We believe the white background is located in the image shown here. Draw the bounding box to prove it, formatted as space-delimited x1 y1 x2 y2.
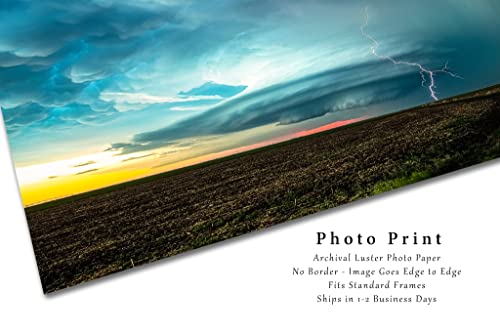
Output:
0 117 499 332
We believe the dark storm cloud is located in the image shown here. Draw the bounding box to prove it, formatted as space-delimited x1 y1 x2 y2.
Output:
0 0 182 59
0 0 187 135
72 161 97 168
121 154 155 163
2 101 118 136
2 0 500 165
105 141 173 155
0 0 265 139
75 168 100 175
124 59 419 149
0 48 87 108
2 103 50 127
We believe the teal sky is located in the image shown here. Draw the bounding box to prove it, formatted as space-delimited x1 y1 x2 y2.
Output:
1 0 500 168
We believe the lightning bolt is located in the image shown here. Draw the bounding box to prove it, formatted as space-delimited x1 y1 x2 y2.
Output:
360 7 462 101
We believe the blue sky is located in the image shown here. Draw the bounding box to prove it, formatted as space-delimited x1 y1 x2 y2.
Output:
1 0 500 171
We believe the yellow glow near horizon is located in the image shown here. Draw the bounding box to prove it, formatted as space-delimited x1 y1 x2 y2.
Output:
20 150 235 207
19 142 277 207
17 150 161 206
19 146 256 207
21 168 151 206
16 151 119 185
18 117 367 207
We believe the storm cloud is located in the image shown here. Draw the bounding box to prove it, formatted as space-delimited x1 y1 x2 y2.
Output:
1 0 499 164
132 60 419 146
